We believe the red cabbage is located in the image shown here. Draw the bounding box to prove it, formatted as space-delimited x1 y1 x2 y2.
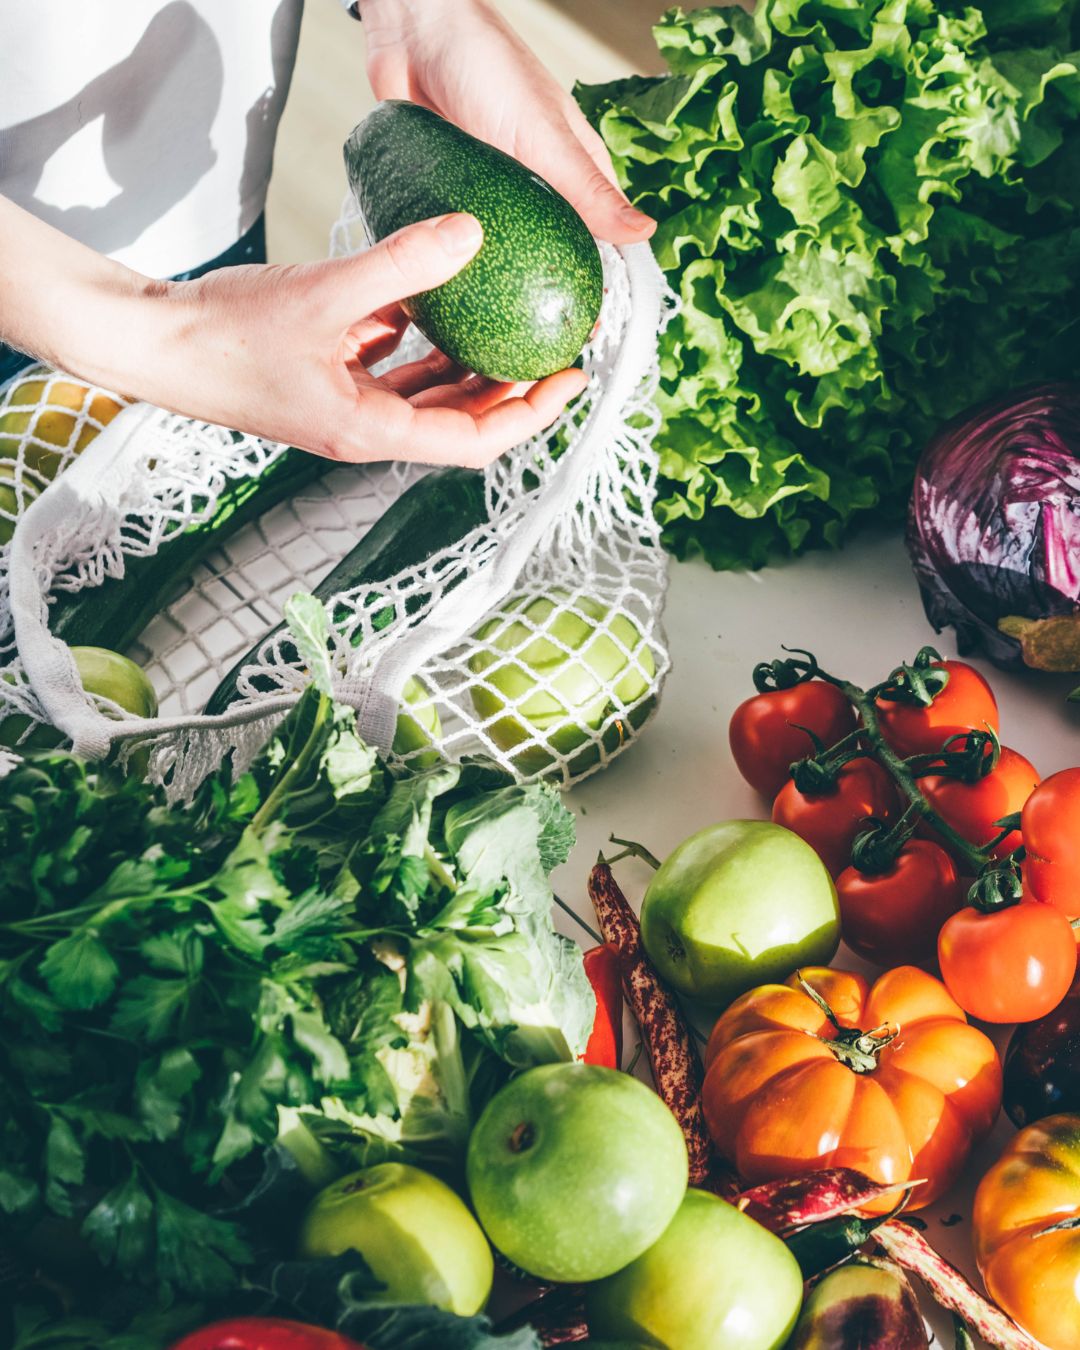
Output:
907 384 1080 672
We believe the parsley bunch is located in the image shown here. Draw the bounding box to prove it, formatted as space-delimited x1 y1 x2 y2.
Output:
0 598 590 1328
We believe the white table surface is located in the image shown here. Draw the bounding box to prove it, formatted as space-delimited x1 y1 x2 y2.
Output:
552 525 1080 1348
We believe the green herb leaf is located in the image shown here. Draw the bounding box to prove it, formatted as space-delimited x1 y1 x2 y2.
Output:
38 930 119 1010
81 1172 155 1277
284 591 334 695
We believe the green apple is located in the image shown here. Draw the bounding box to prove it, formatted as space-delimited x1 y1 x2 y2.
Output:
468 590 655 777
640 820 839 1007
392 675 442 766
298 1162 493 1315
466 1062 688 1283
586 1188 803 1350
0 646 157 763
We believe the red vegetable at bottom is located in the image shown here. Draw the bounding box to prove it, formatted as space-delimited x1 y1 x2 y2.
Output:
170 1318 368 1350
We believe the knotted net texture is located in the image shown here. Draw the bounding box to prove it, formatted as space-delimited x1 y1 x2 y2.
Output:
0 200 673 794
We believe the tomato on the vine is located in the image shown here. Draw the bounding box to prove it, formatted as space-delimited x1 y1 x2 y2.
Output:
919 745 1038 860
937 900 1077 1024
1022 768 1080 918
837 838 965 968
772 757 900 877
876 660 998 758
729 680 856 799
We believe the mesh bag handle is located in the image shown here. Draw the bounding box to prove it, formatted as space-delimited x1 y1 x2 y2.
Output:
8 403 298 758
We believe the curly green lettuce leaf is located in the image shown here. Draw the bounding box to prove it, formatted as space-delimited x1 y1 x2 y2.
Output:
577 0 1080 568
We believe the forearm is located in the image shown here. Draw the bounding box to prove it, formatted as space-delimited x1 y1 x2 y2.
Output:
0 195 162 392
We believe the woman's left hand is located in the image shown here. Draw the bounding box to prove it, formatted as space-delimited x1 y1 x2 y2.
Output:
358 0 655 245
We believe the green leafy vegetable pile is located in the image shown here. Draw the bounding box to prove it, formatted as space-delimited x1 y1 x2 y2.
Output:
577 0 1080 568
0 597 591 1345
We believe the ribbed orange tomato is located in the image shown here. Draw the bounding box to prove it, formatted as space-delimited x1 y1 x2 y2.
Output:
702 965 1001 1209
974 1114 1080 1350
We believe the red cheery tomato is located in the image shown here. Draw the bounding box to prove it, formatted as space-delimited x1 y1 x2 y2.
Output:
937 900 1077 1024
772 757 900 877
729 680 856 798
876 660 998 758
836 838 965 967
1022 767 1080 919
170 1319 366 1350
920 746 1039 861
581 943 623 1069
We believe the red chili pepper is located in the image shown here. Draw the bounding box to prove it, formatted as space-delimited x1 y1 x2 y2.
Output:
736 1168 919 1234
170 1318 368 1350
587 860 716 1186
581 943 623 1069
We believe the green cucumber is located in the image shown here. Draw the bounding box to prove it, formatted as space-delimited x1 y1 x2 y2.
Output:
203 466 487 716
48 447 325 653
345 101 603 382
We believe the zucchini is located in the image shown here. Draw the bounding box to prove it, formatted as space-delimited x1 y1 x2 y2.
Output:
203 466 487 716
48 448 324 652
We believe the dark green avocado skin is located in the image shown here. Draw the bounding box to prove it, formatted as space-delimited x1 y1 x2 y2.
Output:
344 100 604 382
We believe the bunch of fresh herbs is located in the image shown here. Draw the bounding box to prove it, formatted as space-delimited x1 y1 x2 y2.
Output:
0 597 591 1346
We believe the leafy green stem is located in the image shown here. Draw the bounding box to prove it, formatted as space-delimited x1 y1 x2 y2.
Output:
249 691 332 836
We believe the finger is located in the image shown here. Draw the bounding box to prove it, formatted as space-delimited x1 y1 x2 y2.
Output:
404 367 588 467
344 213 484 317
562 97 623 190
337 367 586 468
341 308 410 367
376 348 465 397
527 113 655 246
410 375 521 415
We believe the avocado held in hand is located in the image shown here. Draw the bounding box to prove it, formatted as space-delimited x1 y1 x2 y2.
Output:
345 101 604 381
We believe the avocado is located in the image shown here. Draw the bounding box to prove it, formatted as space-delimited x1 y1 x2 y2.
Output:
344 100 603 382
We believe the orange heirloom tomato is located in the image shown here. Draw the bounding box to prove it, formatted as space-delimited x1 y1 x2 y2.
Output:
973 1113 1080 1350
1023 767 1080 918
702 965 1001 1209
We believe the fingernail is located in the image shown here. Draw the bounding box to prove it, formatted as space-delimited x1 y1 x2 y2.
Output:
620 205 653 233
435 213 484 254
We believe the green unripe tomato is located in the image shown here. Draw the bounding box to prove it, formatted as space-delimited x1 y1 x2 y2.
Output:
640 820 840 1007
298 1162 493 1315
586 1189 803 1350
468 589 655 776
0 646 157 757
391 675 443 767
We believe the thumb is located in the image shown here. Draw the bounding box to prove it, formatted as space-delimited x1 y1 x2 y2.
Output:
350 213 484 316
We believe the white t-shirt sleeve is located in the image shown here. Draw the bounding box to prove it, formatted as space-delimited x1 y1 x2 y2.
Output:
0 0 310 278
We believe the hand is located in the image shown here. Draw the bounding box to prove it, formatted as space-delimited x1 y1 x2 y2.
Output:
145 212 586 465
0 197 586 468
359 0 655 246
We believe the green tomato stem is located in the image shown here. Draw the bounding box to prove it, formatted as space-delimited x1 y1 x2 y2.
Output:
607 835 662 871
828 677 991 877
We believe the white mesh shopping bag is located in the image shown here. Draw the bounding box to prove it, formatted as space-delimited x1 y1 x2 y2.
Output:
0 204 674 795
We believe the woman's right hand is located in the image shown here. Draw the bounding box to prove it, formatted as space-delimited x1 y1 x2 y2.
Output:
146 211 586 465
0 197 586 466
